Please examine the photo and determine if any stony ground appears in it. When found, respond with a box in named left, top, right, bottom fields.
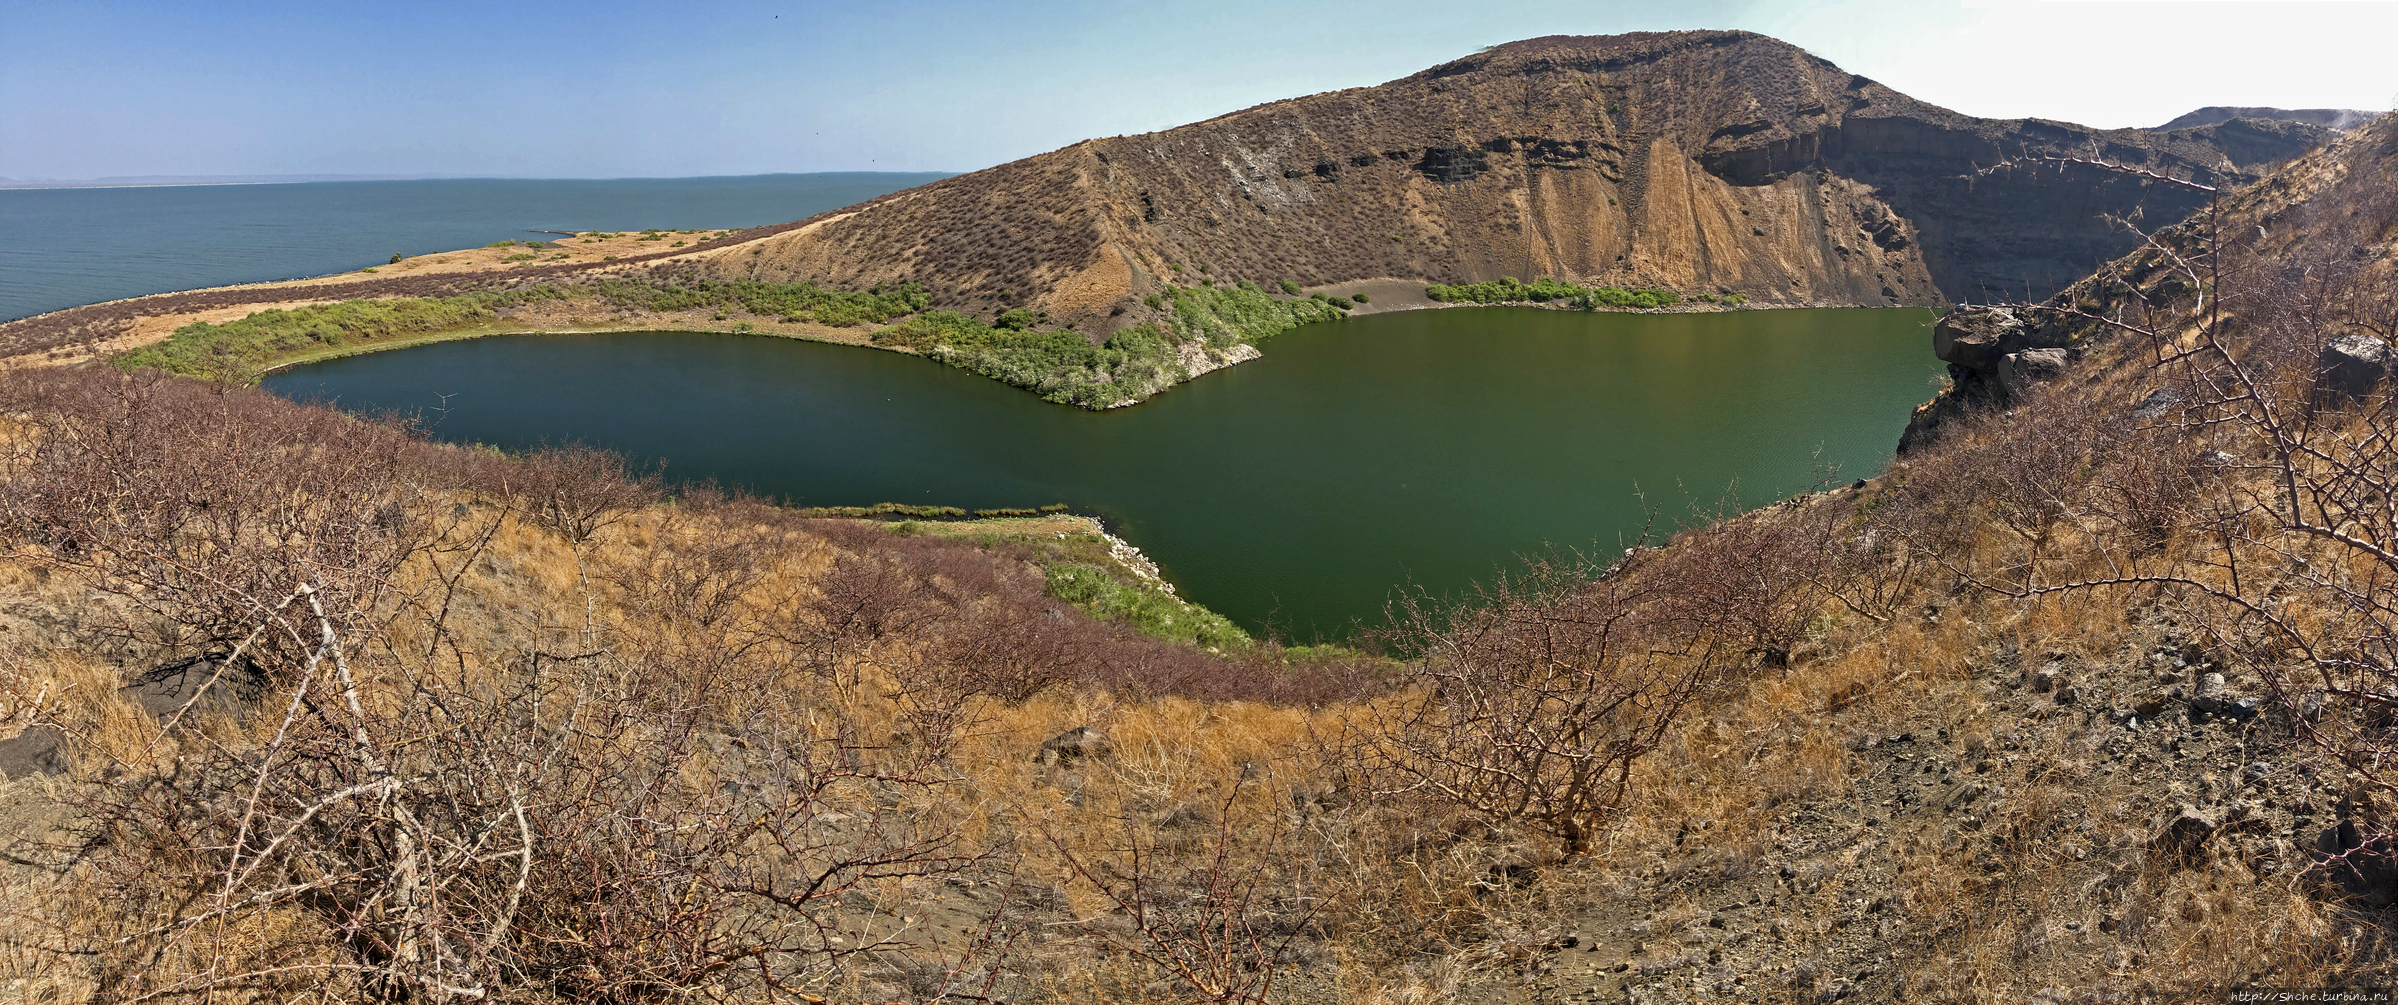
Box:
left=1426, top=595, right=2369, bottom=1004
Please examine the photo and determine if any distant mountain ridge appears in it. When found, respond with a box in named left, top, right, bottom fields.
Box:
left=2158, top=106, right=2380, bottom=131
left=684, top=30, right=2343, bottom=333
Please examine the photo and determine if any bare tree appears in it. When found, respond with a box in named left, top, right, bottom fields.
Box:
left=1367, top=558, right=1723, bottom=856
left=1047, top=780, right=1313, bottom=1003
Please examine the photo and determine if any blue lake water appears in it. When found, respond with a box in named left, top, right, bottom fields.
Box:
left=0, top=173, right=945, bottom=322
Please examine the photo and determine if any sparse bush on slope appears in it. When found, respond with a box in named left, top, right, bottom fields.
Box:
left=581, top=276, right=931, bottom=325
left=0, top=366, right=1411, bottom=1000
left=115, top=279, right=933, bottom=381
left=116, top=290, right=561, bottom=378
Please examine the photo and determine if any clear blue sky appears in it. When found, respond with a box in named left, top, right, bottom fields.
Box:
left=4, top=0, right=2393, bottom=181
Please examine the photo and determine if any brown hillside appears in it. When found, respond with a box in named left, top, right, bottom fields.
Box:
left=691, top=30, right=2334, bottom=331
left=7, top=117, right=2398, bottom=1005
left=1901, top=110, right=2397, bottom=453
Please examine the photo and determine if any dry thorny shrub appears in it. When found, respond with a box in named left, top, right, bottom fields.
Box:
left=0, top=368, right=1495, bottom=1000
left=42, top=212, right=2398, bottom=1000
left=1363, top=558, right=1724, bottom=857
left=0, top=372, right=1022, bottom=1000
left=0, top=358, right=1948, bottom=999
left=1852, top=137, right=2398, bottom=974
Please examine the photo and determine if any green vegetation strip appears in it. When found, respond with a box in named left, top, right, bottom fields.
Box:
left=1425, top=276, right=1731, bottom=309
left=118, top=290, right=569, bottom=377
left=118, top=276, right=1351, bottom=408
left=1045, top=563, right=1251, bottom=652
left=898, top=514, right=1256, bottom=652
left=117, top=279, right=936, bottom=379
left=870, top=282, right=1348, bottom=408
left=792, top=502, right=1071, bottom=520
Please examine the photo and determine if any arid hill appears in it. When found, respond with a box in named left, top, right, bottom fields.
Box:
left=688, top=30, right=2335, bottom=330
left=2157, top=105, right=2381, bottom=131
left=0, top=30, right=2346, bottom=403
left=6, top=60, right=2398, bottom=1004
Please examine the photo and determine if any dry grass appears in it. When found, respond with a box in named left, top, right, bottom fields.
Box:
left=5, top=119, right=2398, bottom=1000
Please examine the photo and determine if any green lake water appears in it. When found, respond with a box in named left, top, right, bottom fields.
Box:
left=261, top=306, right=1943, bottom=639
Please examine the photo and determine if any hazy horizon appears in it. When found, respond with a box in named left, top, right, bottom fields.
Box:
left=6, top=0, right=2394, bottom=182
left=0, top=169, right=958, bottom=190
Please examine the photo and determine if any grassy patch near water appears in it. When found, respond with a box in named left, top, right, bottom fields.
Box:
left=117, top=290, right=572, bottom=378
left=870, top=282, right=1347, bottom=408
left=116, top=279, right=937, bottom=380
left=1045, top=563, right=1252, bottom=652
left=1426, top=276, right=1694, bottom=309
left=118, top=275, right=1347, bottom=408
left=899, top=515, right=1257, bottom=652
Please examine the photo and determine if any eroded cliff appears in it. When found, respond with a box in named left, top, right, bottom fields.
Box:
left=689, top=30, right=2336, bottom=331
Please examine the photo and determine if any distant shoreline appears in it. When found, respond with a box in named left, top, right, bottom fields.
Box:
left=0, top=170, right=958, bottom=192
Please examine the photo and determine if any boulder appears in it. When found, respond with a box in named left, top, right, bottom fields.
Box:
left=2187, top=672, right=2259, bottom=720
left=126, top=654, right=268, bottom=721
left=0, top=726, right=66, bottom=779
left=2151, top=804, right=2218, bottom=865
left=1932, top=308, right=2028, bottom=373
left=1996, top=347, right=2070, bottom=398
left=2316, top=819, right=2398, bottom=905
left=2317, top=332, right=2392, bottom=401
left=0, top=655, right=268, bottom=779
left=1034, top=725, right=1112, bottom=766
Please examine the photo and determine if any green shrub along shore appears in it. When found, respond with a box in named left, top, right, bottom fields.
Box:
left=869, top=281, right=1348, bottom=408
left=1426, top=276, right=1733, bottom=309
left=113, top=272, right=1728, bottom=407
left=116, top=279, right=933, bottom=379
left=879, top=511, right=1262, bottom=654
left=116, top=276, right=1353, bottom=409
left=117, top=289, right=570, bottom=377
left=1045, top=562, right=1252, bottom=652
left=792, top=502, right=1073, bottom=520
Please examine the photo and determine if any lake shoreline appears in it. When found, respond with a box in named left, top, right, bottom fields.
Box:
left=8, top=226, right=1936, bottom=411
left=260, top=308, right=1946, bottom=636
left=239, top=292, right=1898, bottom=398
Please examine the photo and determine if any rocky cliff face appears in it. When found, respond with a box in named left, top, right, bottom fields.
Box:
left=688, top=31, right=2337, bottom=333
left=1899, top=110, right=2396, bottom=453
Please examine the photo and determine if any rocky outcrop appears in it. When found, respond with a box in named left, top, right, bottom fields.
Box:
left=687, top=31, right=2336, bottom=335
left=1901, top=306, right=2084, bottom=452
left=1035, top=725, right=1112, bottom=766
left=1901, top=112, right=2398, bottom=455
left=1997, top=347, right=2070, bottom=399
left=1931, top=307, right=2031, bottom=373
left=2318, top=332, right=2393, bottom=401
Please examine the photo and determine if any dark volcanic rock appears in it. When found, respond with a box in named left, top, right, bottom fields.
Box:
left=125, top=654, right=269, bottom=720
left=1035, top=725, right=1112, bottom=766
left=2318, top=331, right=2393, bottom=401
left=1933, top=308, right=2029, bottom=372
left=2153, top=805, right=2218, bottom=865
left=0, top=726, right=66, bottom=779
left=2317, top=819, right=2398, bottom=905
left=0, top=655, right=268, bottom=779
left=1996, top=347, right=2070, bottom=398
